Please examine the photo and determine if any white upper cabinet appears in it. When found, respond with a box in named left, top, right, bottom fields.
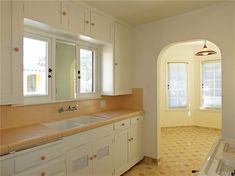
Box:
left=102, top=22, right=132, bottom=95
left=0, top=1, right=23, bottom=105
left=24, top=1, right=114, bottom=43
left=90, top=10, right=114, bottom=43
left=23, top=1, right=69, bottom=30
left=68, top=2, right=89, bottom=35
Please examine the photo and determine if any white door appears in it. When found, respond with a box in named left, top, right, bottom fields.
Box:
left=92, top=135, right=114, bottom=176
left=114, top=129, right=130, bottom=175
left=114, top=22, right=132, bottom=95
left=129, top=124, right=143, bottom=165
left=90, top=10, right=113, bottom=42
left=0, top=1, right=23, bottom=105
left=66, top=143, right=93, bottom=176
left=69, top=2, right=90, bottom=35
left=23, top=1, right=67, bottom=29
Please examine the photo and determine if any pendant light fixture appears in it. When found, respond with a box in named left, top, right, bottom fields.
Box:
left=195, top=40, right=217, bottom=56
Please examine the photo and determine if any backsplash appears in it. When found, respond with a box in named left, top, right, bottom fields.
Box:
left=0, top=88, right=143, bottom=129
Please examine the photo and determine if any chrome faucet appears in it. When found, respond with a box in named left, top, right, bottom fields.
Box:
left=58, top=105, right=78, bottom=113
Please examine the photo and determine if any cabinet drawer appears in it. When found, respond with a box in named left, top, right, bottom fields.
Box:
left=114, top=119, right=130, bottom=130
left=16, top=158, right=65, bottom=176
left=14, top=141, right=63, bottom=173
left=64, top=124, right=113, bottom=151
left=130, top=116, right=143, bottom=125
left=0, top=154, right=14, bottom=176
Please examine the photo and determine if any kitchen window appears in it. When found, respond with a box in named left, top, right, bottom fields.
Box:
left=167, top=62, right=188, bottom=109
left=23, top=29, right=100, bottom=104
left=79, top=48, right=95, bottom=94
left=201, top=61, right=221, bottom=109
left=23, top=33, right=52, bottom=103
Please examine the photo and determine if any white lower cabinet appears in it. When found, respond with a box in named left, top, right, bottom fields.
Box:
left=66, top=134, right=114, bottom=176
left=114, top=129, right=130, bottom=175
left=0, top=115, right=143, bottom=176
left=0, top=154, right=14, bottom=176
left=66, top=142, right=92, bottom=176
left=114, top=115, right=144, bottom=176
left=15, top=158, right=65, bottom=176
left=92, top=135, right=114, bottom=176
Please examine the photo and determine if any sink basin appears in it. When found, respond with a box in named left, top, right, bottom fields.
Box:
left=44, top=120, right=82, bottom=130
left=43, top=115, right=104, bottom=130
left=69, top=115, right=104, bottom=124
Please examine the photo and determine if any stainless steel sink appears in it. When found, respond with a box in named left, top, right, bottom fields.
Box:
left=43, top=115, right=104, bottom=130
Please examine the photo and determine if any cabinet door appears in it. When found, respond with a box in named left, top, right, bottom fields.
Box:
left=23, top=1, right=68, bottom=30
left=92, top=135, right=114, bottom=176
left=114, top=22, right=132, bottom=95
left=129, top=124, right=143, bottom=165
left=0, top=1, right=23, bottom=105
left=0, top=157, right=14, bottom=176
left=114, top=129, right=130, bottom=175
left=66, top=143, right=92, bottom=176
left=68, top=2, right=89, bottom=35
left=15, top=159, right=65, bottom=176
left=90, top=11, right=113, bottom=43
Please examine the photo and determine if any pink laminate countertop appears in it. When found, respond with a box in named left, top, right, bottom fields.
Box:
left=0, top=109, right=144, bottom=156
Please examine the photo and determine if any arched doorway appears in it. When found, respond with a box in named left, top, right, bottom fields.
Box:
left=156, top=40, right=222, bottom=169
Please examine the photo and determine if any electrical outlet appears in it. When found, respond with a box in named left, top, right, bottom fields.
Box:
left=100, top=100, right=107, bottom=108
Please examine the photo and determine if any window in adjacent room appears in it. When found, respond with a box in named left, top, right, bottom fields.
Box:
left=167, top=62, right=188, bottom=109
left=201, top=60, right=221, bottom=109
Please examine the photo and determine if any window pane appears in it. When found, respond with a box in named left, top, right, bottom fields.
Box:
left=168, top=63, right=188, bottom=108
left=55, top=42, right=76, bottom=100
left=80, top=49, right=94, bottom=93
left=23, top=37, right=48, bottom=96
left=202, top=61, right=221, bottom=108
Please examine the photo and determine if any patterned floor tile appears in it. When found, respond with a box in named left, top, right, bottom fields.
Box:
left=122, top=126, right=221, bottom=176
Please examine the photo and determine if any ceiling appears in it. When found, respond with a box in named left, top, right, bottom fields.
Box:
left=83, top=0, right=224, bottom=26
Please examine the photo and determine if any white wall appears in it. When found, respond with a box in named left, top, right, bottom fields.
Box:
left=132, top=2, right=235, bottom=159
left=159, top=42, right=221, bottom=129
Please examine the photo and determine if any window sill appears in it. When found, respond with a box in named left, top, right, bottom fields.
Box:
left=199, top=107, right=221, bottom=112
left=165, top=108, right=189, bottom=112
left=12, top=95, right=102, bottom=107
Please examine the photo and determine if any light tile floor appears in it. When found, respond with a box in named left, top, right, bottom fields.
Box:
left=122, top=126, right=221, bottom=176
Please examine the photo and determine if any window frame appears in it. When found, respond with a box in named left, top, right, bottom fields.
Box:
left=23, top=27, right=101, bottom=105
left=200, top=59, right=222, bottom=110
left=77, top=43, right=100, bottom=99
left=166, top=62, right=189, bottom=110
left=23, top=32, right=52, bottom=104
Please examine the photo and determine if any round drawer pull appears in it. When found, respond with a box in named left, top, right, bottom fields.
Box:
left=121, top=123, right=125, bottom=126
left=62, top=11, right=67, bottom=15
left=93, top=154, right=97, bottom=158
left=14, top=47, right=20, bottom=52
left=85, top=20, right=89, bottom=24
left=89, top=156, right=93, bottom=160
left=40, top=156, right=46, bottom=160
left=137, top=118, right=139, bottom=121
left=41, top=172, right=46, bottom=176
left=91, top=22, right=95, bottom=26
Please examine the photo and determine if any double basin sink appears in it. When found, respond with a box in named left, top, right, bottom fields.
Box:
left=43, top=115, right=107, bottom=131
